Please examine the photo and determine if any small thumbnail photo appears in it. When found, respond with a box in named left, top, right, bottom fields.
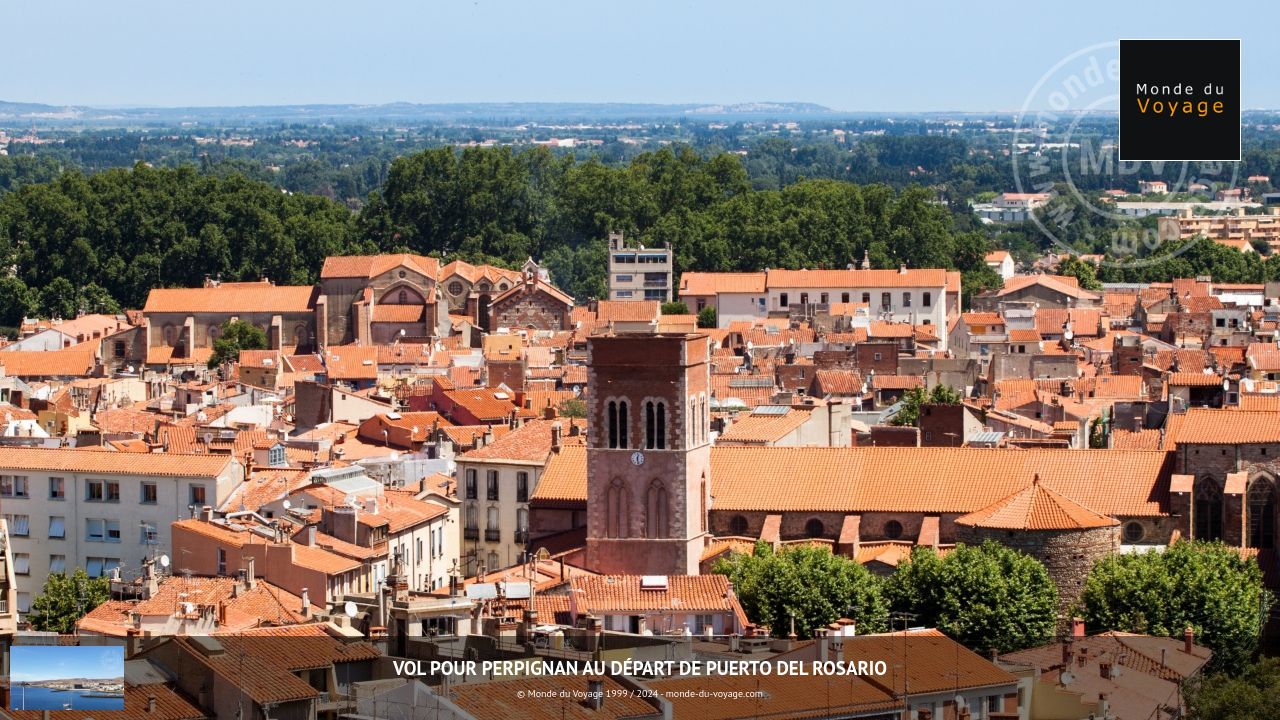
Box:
left=9, top=645, right=125, bottom=711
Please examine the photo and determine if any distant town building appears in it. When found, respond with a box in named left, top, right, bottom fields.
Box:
left=972, top=192, right=1051, bottom=222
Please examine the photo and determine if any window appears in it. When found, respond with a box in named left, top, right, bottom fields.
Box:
left=861, top=292, right=870, bottom=304
left=5, top=514, right=28, bottom=537
left=819, top=293, right=828, bottom=304
left=86, top=480, right=104, bottom=501
left=465, top=504, right=478, bottom=529
left=486, top=551, right=499, bottom=572
left=804, top=518, right=825, bottom=538
left=884, top=520, right=904, bottom=539
left=902, top=292, right=912, bottom=307
left=105, top=519, right=121, bottom=543
left=779, top=293, right=789, bottom=308
left=269, top=445, right=285, bottom=466
left=607, top=400, right=629, bottom=449
left=645, top=400, right=666, bottom=449
left=114, top=340, right=126, bottom=356
left=217, top=548, right=226, bottom=575
left=1195, top=477, right=1224, bottom=541
left=841, top=292, right=850, bottom=303
left=923, top=292, right=932, bottom=307
left=417, top=538, right=424, bottom=565
left=141, top=525, right=158, bottom=544
left=729, top=515, right=748, bottom=535
left=141, top=482, right=157, bottom=504
left=49, top=477, right=64, bottom=500
left=48, top=516, right=65, bottom=539
left=516, top=472, right=529, bottom=502
left=189, top=484, right=206, bottom=506
left=880, top=292, right=891, bottom=308
left=106, top=481, right=120, bottom=502
left=86, top=518, right=105, bottom=541
left=799, top=293, right=809, bottom=305
left=15, top=592, right=29, bottom=613
left=1123, top=522, right=1145, bottom=543
left=49, top=555, right=66, bottom=574
left=465, top=469, right=478, bottom=500
left=606, top=478, right=629, bottom=538
left=486, top=470, right=499, bottom=501
left=616, top=290, right=633, bottom=298
left=13, top=553, right=29, bottom=575
left=615, top=274, right=633, bottom=283
left=1247, top=477, right=1276, bottom=549
left=1, top=475, right=28, bottom=498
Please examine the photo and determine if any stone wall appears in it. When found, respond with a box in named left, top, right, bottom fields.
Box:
left=956, top=524, right=1120, bottom=616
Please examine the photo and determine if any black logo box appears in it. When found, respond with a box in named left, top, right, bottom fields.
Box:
left=1119, top=39, right=1240, bottom=162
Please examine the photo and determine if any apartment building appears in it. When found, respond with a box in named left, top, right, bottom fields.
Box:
left=606, top=231, right=673, bottom=302
left=0, top=448, right=243, bottom=614
left=455, top=418, right=584, bottom=575
left=1157, top=206, right=1280, bottom=252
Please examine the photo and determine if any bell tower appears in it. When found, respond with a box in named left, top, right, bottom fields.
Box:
left=585, top=331, right=712, bottom=575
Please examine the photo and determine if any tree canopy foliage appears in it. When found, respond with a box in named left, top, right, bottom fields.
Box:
left=29, top=568, right=111, bottom=634
left=884, top=542, right=1058, bottom=653
left=714, top=542, right=889, bottom=639
left=1185, top=657, right=1280, bottom=720
left=1080, top=541, right=1274, bottom=674
left=208, top=319, right=269, bottom=368
left=890, top=383, right=964, bottom=427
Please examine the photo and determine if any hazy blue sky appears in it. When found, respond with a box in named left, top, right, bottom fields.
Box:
left=10, top=646, right=123, bottom=682
left=10, top=0, right=1276, bottom=110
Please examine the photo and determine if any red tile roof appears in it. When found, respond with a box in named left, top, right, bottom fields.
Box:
left=320, top=253, right=439, bottom=280
left=594, top=300, right=660, bottom=322
left=956, top=476, right=1119, bottom=530
left=766, top=268, right=949, bottom=289
left=571, top=574, right=743, bottom=614
left=679, top=272, right=768, bottom=295
left=1172, top=408, right=1280, bottom=444
left=0, top=347, right=98, bottom=377
left=0, top=447, right=233, bottom=477
left=534, top=445, right=1171, bottom=517
left=459, top=418, right=587, bottom=462
left=143, top=282, right=315, bottom=314
left=370, top=304, right=425, bottom=323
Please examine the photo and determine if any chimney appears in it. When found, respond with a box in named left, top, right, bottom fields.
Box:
left=1072, top=617, right=1085, bottom=638
left=305, top=525, right=317, bottom=547
left=586, top=679, right=604, bottom=710
left=201, top=505, right=213, bottom=522
left=1062, top=637, right=1074, bottom=665
left=815, top=628, right=829, bottom=660
left=898, top=264, right=907, bottom=274
left=217, top=601, right=228, bottom=626
left=1184, top=626, right=1194, bottom=654
left=1098, top=693, right=1109, bottom=718
left=543, top=405, right=557, bottom=420
left=301, top=588, right=311, bottom=618
left=551, top=423, right=562, bottom=453
left=370, top=497, right=379, bottom=515
left=147, top=695, right=157, bottom=714
left=244, top=558, right=256, bottom=590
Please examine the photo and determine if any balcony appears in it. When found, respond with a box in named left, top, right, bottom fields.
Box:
left=464, top=527, right=480, bottom=541
left=485, top=528, right=501, bottom=543
left=514, top=530, right=529, bottom=544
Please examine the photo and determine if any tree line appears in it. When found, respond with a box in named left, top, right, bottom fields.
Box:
left=0, top=146, right=1002, bottom=329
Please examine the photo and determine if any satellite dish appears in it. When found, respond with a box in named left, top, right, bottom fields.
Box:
left=344, top=601, right=358, bottom=618
left=181, top=602, right=195, bottom=614
left=1063, top=330, right=1074, bottom=341
left=282, top=499, right=292, bottom=510
left=159, top=554, right=170, bottom=569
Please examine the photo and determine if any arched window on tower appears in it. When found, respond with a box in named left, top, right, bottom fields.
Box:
left=1247, top=476, right=1277, bottom=549
left=1194, top=476, right=1224, bottom=542
left=618, top=400, right=628, bottom=448
left=606, top=478, right=629, bottom=538
left=607, top=401, right=618, bottom=448
left=646, top=480, right=669, bottom=539
left=645, top=401, right=666, bottom=449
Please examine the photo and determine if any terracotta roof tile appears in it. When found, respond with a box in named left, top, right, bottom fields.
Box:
left=0, top=447, right=232, bottom=477
left=570, top=574, right=742, bottom=614
left=1173, top=408, right=1280, bottom=444
left=323, top=346, right=379, bottom=381
left=534, top=445, right=1170, bottom=517
left=718, top=408, right=812, bottom=444
left=460, top=418, right=586, bottom=462
left=679, top=272, right=768, bottom=295
left=594, top=300, right=661, bottom=323
left=767, top=268, right=948, bottom=289
left=1110, top=428, right=1163, bottom=450
left=0, top=347, right=98, bottom=377
left=955, top=476, right=1119, bottom=530
left=143, top=282, right=315, bottom=313
left=320, top=253, right=440, bottom=279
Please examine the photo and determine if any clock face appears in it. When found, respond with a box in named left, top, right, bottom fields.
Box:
left=630, top=451, right=645, bottom=467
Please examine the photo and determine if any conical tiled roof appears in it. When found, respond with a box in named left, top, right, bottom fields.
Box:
left=955, top=475, right=1119, bottom=531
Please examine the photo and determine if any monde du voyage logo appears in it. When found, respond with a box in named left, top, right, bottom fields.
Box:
left=1119, top=39, right=1240, bottom=161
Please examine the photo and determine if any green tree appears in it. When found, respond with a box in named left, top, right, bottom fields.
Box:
left=885, top=542, right=1058, bottom=653
left=0, top=276, right=34, bottom=328
left=697, top=306, right=717, bottom=328
left=714, top=542, right=888, bottom=639
left=660, top=301, right=689, bottom=315
left=890, top=383, right=963, bottom=427
left=1057, top=255, right=1104, bottom=290
left=557, top=397, right=587, bottom=418
left=29, top=568, right=110, bottom=634
left=38, top=277, right=79, bottom=319
left=1185, top=657, right=1280, bottom=720
left=208, top=319, right=268, bottom=368
left=1081, top=540, right=1273, bottom=673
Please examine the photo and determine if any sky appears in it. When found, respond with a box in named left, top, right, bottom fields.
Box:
left=8, top=0, right=1279, bottom=110
left=10, top=646, right=123, bottom=682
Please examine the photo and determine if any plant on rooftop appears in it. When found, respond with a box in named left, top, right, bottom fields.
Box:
left=29, top=568, right=111, bottom=634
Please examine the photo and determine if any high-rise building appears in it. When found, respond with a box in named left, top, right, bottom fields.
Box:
left=606, top=231, right=673, bottom=302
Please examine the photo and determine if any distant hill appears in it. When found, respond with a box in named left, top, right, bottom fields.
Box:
left=0, top=100, right=839, bottom=126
